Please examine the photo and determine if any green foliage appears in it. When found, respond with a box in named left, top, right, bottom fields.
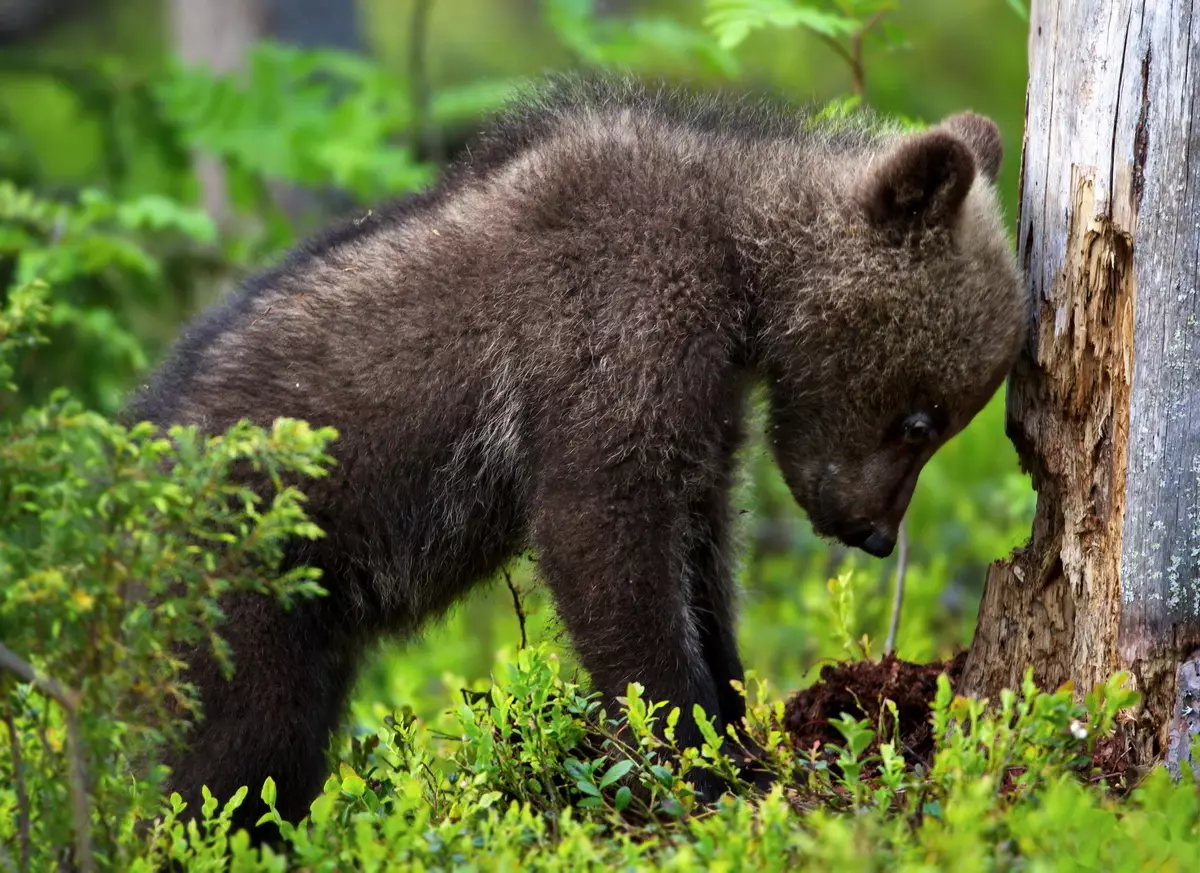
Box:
left=0, top=279, right=47, bottom=392
left=3, top=3, right=1189, bottom=871
left=0, top=273, right=337, bottom=868
left=705, top=0, right=866, bottom=50
left=545, top=0, right=740, bottom=77
left=0, top=130, right=337, bottom=866
left=825, top=569, right=875, bottom=660
left=0, top=181, right=216, bottom=412
left=703, top=0, right=910, bottom=68
left=155, top=42, right=435, bottom=209
left=108, top=646, right=1200, bottom=870
left=0, top=182, right=215, bottom=287
left=0, top=41, right=512, bottom=413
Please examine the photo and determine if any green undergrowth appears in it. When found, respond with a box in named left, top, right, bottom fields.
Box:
left=139, top=646, right=1199, bottom=872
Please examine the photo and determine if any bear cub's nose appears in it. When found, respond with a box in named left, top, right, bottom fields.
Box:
left=843, top=527, right=896, bottom=558
left=859, top=531, right=896, bottom=558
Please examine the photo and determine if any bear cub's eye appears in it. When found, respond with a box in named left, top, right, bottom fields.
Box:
left=900, top=412, right=938, bottom=448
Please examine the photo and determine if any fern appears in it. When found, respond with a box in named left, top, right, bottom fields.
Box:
left=0, top=182, right=217, bottom=411
left=543, top=0, right=739, bottom=76
left=0, top=182, right=215, bottom=287
left=154, top=41, right=434, bottom=203
left=703, top=0, right=860, bottom=50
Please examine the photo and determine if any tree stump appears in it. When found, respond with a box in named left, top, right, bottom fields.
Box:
left=962, top=0, right=1200, bottom=776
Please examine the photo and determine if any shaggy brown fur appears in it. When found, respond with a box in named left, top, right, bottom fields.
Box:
left=125, top=75, right=1028, bottom=837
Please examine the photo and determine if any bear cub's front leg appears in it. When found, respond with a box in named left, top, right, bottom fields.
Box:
left=532, top=462, right=761, bottom=800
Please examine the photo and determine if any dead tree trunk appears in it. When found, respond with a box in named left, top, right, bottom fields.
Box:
left=962, top=0, right=1200, bottom=776
left=168, top=0, right=265, bottom=227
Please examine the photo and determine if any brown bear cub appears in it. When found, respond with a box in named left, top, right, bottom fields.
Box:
left=125, top=75, right=1028, bottom=837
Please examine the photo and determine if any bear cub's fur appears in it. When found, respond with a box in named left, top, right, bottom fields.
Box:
left=126, top=75, right=1028, bottom=836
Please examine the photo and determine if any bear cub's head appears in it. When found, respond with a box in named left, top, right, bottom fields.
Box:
left=760, top=112, right=1029, bottom=558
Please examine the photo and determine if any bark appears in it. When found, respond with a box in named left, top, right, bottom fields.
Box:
left=168, top=0, right=265, bottom=226
left=0, top=0, right=72, bottom=39
left=265, top=0, right=361, bottom=51
left=264, top=0, right=366, bottom=221
left=962, top=0, right=1200, bottom=775
left=169, top=0, right=373, bottom=226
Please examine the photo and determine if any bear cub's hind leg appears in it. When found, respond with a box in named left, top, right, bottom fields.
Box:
left=163, top=591, right=362, bottom=841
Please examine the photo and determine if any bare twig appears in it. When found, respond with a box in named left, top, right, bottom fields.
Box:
left=2, top=704, right=30, bottom=872
left=409, top=0, right=441, bottom=164
left=884, top=517, right=908, bottom=656
left=64, top=710, right=92, bottom=872
left=502, top=567, right=528, bottom=650
left=812, top=33, right=856, bottom=78
left=848, top=9, right=889, bottom=97
left=815, top=8, right=890, bottom=98
left=0, top=645, right=80, bottom=711
left=0, top=643, right=93, bottom=873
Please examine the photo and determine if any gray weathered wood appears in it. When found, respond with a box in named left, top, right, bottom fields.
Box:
left=168, top=0, right=264, bottom=226
left=963, top=0, right=1200, bottom=772
left=1115, top=2, right=1200, bottom=665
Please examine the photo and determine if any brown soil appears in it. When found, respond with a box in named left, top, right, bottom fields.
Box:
left=779, top=651, right=1133, bottom=791
left=782, top=651, right=968, bottom=770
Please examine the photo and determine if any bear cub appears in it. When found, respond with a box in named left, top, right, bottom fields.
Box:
left=125, top=75, right=1029, bottom=837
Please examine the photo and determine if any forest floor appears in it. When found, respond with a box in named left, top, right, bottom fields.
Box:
left=780, top=651, right=1132, bottom=791
left=782, top=651, right=968, bottom=771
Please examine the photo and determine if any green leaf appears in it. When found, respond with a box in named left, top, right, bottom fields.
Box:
left=614, top=786, right=633, bottom=811
left=226, top=785, right=248, bottom=812
left=599, top=759, right=634, bottom=789
left=1004, top=0, right=1029, bottom=22
left=260, top=776, right=277, bottom=808
left=651, top=765, right=675, bottom=788
left=201, top=785, right=217, bottom=819
left=693, top=704, right=723, bottom=751
left=703, top=0, right=859, bottom=49
left=340, top=763, right=366, bottom=797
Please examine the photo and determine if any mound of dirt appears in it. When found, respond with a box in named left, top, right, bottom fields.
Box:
left=779, top=652, right=1137, bottom=793
left=782, top=651, right=968, bottom=770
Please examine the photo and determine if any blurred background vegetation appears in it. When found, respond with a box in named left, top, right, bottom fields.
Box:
left=0, top=0, right=1034, bottom=733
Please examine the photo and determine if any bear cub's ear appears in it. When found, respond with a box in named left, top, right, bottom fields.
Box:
left=858, top=129, right=976, bottom=232
left=939, top=111, right=1004, bottom=182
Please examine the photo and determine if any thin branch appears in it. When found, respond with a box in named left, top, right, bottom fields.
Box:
left=884, top=517, right=908, bottom=656
left=2, top=705, right=30, bottom=872
left=0, top=644, right=80, bottom=711
left=0, top=644, right=93, bottom=873
left=812, top=32, right=856, bottom=78
left=502, top=567, right=528, bottom=650
left=847, top=9, right=889, bottom=98
left=409, top=0, right=441, bottom=165
left=64, top=710, right=92, bottom=873
left=812, top=8, right=891, bottom=99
